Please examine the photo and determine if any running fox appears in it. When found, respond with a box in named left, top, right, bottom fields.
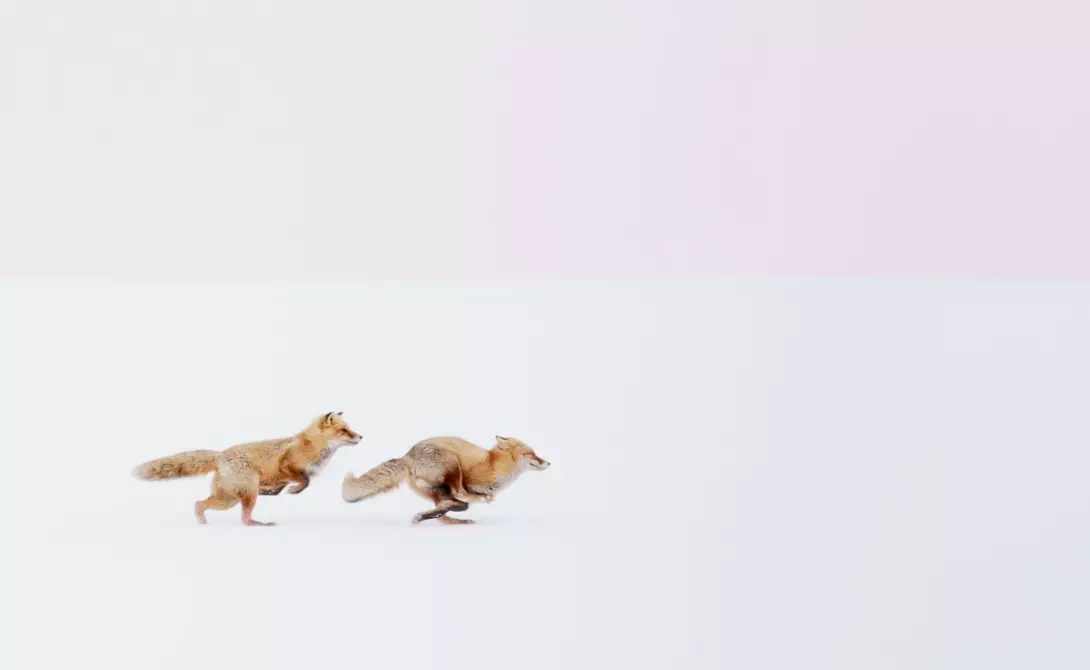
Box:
left=341, top=435, right=550, bottom=525
left=132, top=412, right=362, bottom=526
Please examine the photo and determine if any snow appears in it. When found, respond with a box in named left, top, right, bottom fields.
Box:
left=2, top=279, right=1088, bottom=669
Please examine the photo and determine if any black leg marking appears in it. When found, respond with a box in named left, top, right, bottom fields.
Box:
left=412, top=499, right=471, bottom=524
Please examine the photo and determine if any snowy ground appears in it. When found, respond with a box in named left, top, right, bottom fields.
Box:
left=2, top=279, right=1088, bottom=669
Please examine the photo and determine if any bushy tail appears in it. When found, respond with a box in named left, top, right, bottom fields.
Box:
left=132, top=450, right=219, bottom=480
left=342, top=458, right=410, bottom=503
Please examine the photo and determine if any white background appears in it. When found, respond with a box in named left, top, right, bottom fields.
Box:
left=2, top=280, right=1089, bottom=669
left=2, top=0, right=1089, bottom=278
left=2, top=1, right=1089, bottom=668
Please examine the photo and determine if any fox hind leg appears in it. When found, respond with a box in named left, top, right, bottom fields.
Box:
left=412, top=445, right=489, bottom=505
left=439, top=515, right=475, bottom=525
left=240, top=492, right=275, bottom=527
left=438, top=497, right=475, bottom=524
left=195, top=486, right=238, bottom=525
left=219, top=461, right=274, bottom=526
left=412, top=499, right=472, bottom=525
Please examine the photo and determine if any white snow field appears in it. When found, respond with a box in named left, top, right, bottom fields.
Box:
left=1, top=279, right=1088, bottom=669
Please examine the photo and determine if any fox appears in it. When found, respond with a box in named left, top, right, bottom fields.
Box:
left=132, top=412, right=362, bottom=526
left=341, top=435, right=550, bottom=525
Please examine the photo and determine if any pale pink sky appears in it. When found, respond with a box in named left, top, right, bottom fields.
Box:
left=1, top=1, right=1087, bottom=280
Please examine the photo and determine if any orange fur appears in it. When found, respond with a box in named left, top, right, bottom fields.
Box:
left=342, top=435, right=549, bottom=524
left=132, top=412, right=362, bottom=526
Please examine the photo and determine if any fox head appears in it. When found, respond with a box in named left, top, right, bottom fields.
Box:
left=495, top=435, right=550, bottom=471
left=314, top=411, right=362, bottom=446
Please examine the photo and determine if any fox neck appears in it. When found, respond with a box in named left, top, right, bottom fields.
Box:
left=306, top=440, right=344, bottom=476
left=295, top=430, right=330, bottom=460
left=487, top=449, right=529, bottom=490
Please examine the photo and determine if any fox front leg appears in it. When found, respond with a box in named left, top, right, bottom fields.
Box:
left=463, top=484, right=496, bottom=504
left=286, top=472, right=311, bottom=495
left=271, top=463, right=310, bottom=495
left=452, top=489, right=492, bottom=504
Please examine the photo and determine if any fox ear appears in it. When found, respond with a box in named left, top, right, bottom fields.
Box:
left=322, top=412, right=335, bottom=425
left=495, top=435, right=510, bottom=445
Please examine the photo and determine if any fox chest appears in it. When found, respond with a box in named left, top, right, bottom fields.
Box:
left=468, top=480, right=501, bottom=496
left=467, top=462, right=528, bottom=497
left=304, top=446, right=339, bottom=477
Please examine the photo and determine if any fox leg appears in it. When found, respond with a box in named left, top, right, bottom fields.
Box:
left=413, top=446, right=489, bottom=505
left=260, top=475, right=308, bottom=495
left=436, top=487, right=476, bottom=524
left=219, top=461, right=274, bottom=526
left=259, top=469, right=307, bottom=495
left=412, top=499, right=471, bottom=525
left=270, top=461, right=311, bottom=495
left=447, top=466, right=492, bottom=505
left=239, top=492, right=275, bottom=527
left=195, top=484, right=238, bottom=525
left=439, top=514, right=475, bottom=526
left=286, top=472, right=310, bottom=495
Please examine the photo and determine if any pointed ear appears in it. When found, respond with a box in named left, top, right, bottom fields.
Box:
left=495, top=435, right=510, bottom=446
left=335, top=411, right=343, bottom=417
left=322, top=412, right=335, bottom=426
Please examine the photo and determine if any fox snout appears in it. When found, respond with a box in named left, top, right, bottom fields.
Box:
left=531, top=458, right=550, bottom=471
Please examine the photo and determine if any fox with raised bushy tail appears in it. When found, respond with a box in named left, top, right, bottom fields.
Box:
left=342, top=435, right=549, bottom=525
left=133, top=412, right=362, bottom=526
left=133, top=450, right=220, bottom=480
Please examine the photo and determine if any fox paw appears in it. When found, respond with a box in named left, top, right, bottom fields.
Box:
left=440, top=516, right=476, bottom=526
